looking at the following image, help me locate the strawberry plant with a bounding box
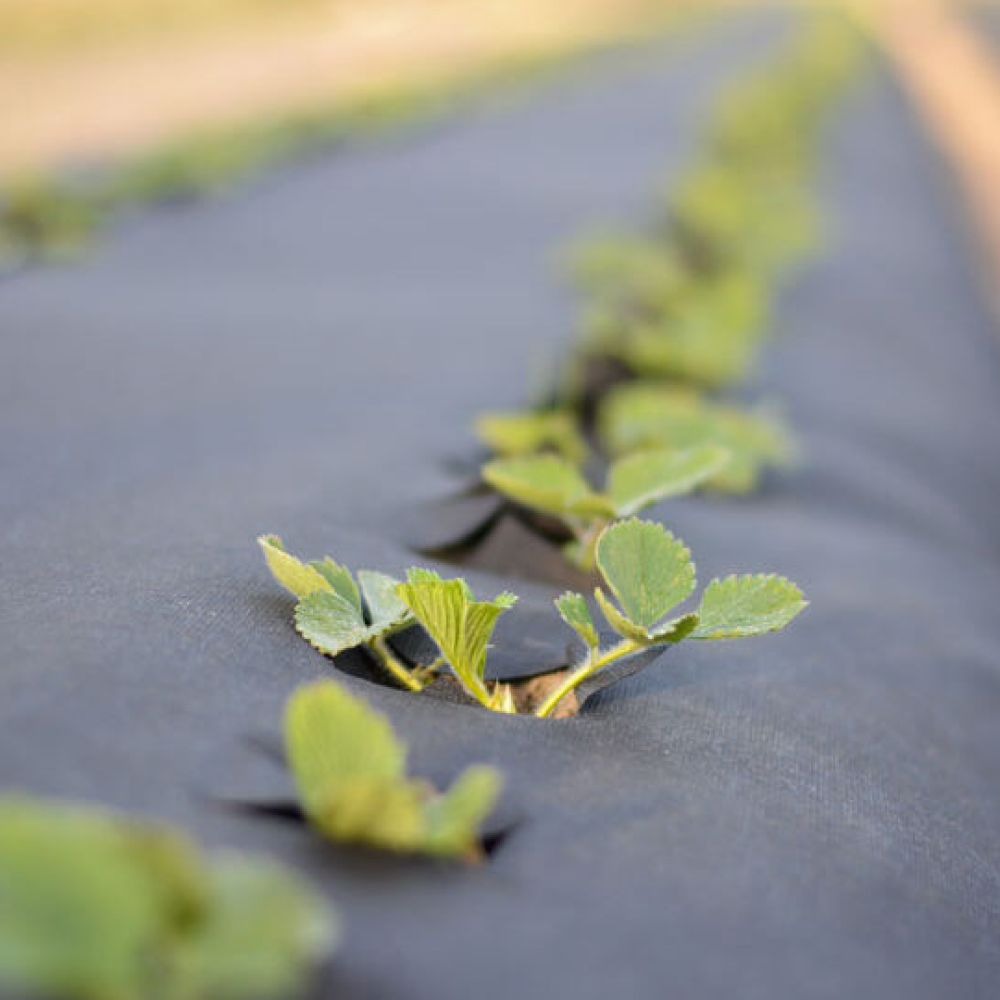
[0,797,338,1000]
[482,444,728,568]
[285,680,502,858]
[259,520,806,718]
[537,518,806,716]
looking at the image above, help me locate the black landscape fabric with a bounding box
[2,9,1000,1000]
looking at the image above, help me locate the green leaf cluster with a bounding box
[467,16,860,574]
[597,382,793,493]
[259,535,433,692]
[539,518,807,716]
[475,408,587,464]
[286,680,502,857]
[482,445,729,568]
[0,797,339,1000]
[396,570,518,712]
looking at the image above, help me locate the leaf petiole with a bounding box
[534,636,642,718]
[369,635,426,692]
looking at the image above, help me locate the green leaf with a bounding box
[285,681,406,821]
[482,455,612,518]
[594,587,653,644]
[595,519,695,630]
[357,570,411,630]
[0,801,170,1000]
[598,384,793,494]
[649,612,701,644]
[475,409,586,464]
[295,591,375,658]
[283,681,501,857]
[555,592,600,650]
[423,765,503,857]
[606,445,730,516]
[0,798,337,1000]
[310,777,427,852]
[174,855,340,999]
[691,574,807,639]
[396,572,516,706]
[308,558,361,613]
[258,535,332,599]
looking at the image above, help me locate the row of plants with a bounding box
[262,14,860,719]
[470,14,861,572]
[0,15,863,1000]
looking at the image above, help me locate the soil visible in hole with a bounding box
[423,668,580,718]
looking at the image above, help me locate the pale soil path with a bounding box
[873,1,1000,319]
[0,0,679,178]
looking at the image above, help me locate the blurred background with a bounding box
[3,0,1000,273]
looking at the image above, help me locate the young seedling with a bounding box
[475,408,587,464]
[536,518,807,717]
[0,796,338,1000]
[609,268,768,387]
[396,569,519,712]
[568,233,689,324]
[482,444,729,569]
[598,383,794,493]
[668,160,818,275]
[259,535,436,692]
[286,680,502,859]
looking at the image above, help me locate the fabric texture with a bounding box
[2,10,1000,999]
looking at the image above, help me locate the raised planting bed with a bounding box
[2,7,1000,1000]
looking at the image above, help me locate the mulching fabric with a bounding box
[2,9,999,999]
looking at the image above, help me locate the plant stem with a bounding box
[534,636,642,718]
[369,635,425,692]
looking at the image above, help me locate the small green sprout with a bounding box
[669,160,818,274]
[475,408,587,463]
[482,445,729,568]
[609,268,768,387]
[568,233,688,323]
[597,383,794,493]
[396,569,519,712]
[259,535,435,692]
[286,680,502,859]
[0,797,338,1000]
[536,518,807,716]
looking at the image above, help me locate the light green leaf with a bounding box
[310,778,427,852]
[475,409,586,464]
[294,590,374,658]
[396,572,516,706]
[258,535,332,599]
[282,681,501,857]
[308,559,361,613]
[482,455,612,518]
[598,384,794,494]
[424,766,503,857]
[285,681,406,822]
[0,798,338,1000]
[555,592,600,650]
[691,574,807,639]
[649,612,701,644]
[357,570,411,630]
[174,855,340,999]
[0,801,169,1000]
[594,587,653,644]
[606,445,730,516]
[595,519,695,629]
